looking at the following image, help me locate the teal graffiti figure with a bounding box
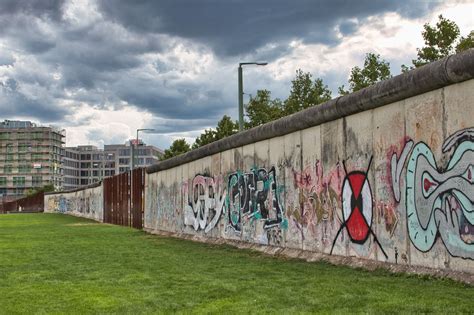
[391,128,474,259]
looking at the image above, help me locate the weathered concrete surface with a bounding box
[44,185,103,222]
[143,49,474,278]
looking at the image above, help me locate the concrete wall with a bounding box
[144,50,474,274]
[44,184,103,222]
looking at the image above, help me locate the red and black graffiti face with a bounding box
[331,156,387,259]
[342,171,373,243]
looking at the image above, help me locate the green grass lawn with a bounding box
[0,214,472,314]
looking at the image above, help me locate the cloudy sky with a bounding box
[0,0,472,149]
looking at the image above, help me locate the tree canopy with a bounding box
[245,90,284,129]
[191,115,238,150]
[339,53,391,94]
[408,15,473,69]
[283,69,332,115]
[215,115,238,140]
[161,139,191,160]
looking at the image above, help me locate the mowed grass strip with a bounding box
[0,214,472,314]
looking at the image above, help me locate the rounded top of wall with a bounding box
[147,49,474,174]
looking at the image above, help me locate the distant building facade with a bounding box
[63,140,163,190]
[0,120,65,200]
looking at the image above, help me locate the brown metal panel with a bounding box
[0,191,44,213]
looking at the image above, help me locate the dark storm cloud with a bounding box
[147,117,218,134]
[114,77,227,120]
[97,0,439,57]
[338,20,359,36]
[0,0,444,146]
[0,79,69,122]
[0,0,64,20]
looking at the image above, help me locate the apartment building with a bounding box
[63,140,162,190]
[0,120,65,200]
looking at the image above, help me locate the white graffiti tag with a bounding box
[184,175,226,233]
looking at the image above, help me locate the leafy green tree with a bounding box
[339,53,391,94]
[25,184,54,196]
[191,115,238,150]
[283,69,332,115]
[215,115,238,140]
[412,15,460,68]
[245,90,283,129]
[456,30,474,52]
[161,138,191,160]
[192,129,216,149]
[405,15,473,71]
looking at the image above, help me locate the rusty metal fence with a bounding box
[0,192,44,214]
[103,168,145,229]
[1,169,145,229]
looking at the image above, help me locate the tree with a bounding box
[215,115,238,140]
[161,138,191,160]
[339,53,391,94]
[192,129,216,149]
[245,90,283,129]
[456,30,474,52]
[406,15,473,70]
[25,184,54,196]
[191,115,238,150]
[283,69,332,115]
[412,15,460,68]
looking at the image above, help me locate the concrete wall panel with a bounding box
[142,74,474,274]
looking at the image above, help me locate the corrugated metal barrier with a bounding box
[104,168,144,229]
[0,192,44,214]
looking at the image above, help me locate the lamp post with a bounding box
[238,62,268,131]
[132,128,155,171]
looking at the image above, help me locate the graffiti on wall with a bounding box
[391,128,474,259]
[330,157,388,258]
[291,161,343,246]
[47,195,69,213]
[184,175,226,233]
[46,190,102,221]
[226,166,285,233]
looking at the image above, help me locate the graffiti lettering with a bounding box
[184,175,226,233]
[226,166,284,232]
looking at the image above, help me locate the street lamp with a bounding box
[132,128,155,171]
[238,62,268,131]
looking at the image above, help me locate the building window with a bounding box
[31,153,43,161]
[0,177,7,186]
[32,176,42,186]
[13,177,25,187]
[18,144,31,152]
[4,165,12,174]
[18,165,31,173]
[118,158,129,165]
[13,188,24,195]
[119,149,130,156]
